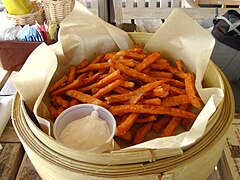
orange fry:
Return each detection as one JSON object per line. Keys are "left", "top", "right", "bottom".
{"left": 65, "top": 90, "right": 108, "bottom": 109}
{"left": 134, "top": 52, "right": 161, "bottom": 72}
{"left": 79, "top": 69, "right": 121, "bottom": 92}
{"left": 115, "top": 113, "right": 139, "bottom": 136}
{"left": 116, "top": 131, "right": 133, "bottom": 142}
{"left": 120, "top": 81, "right": 135, "bottom": 88}
{"left": 111, "top": 60, "right": 155, "bottom": 83}
{"left": 52, "top": 96, "right": 69, "bottom": 108}
{"left": 103, "top": 52, "right": 117, "bottom": 61}
{"left": 76, "top": 59, "right": 89, "bottom": 70}
{"left": 135, "top": 115, "right": 157, "bottom": 123}
{"left": 152, "top": 115, "right": 171, "bottom": 133}
{"left": 83, "top": 73, "right": 100, "bottom": 86}
{"left": 76, "top": 62, "right": 110, "bottom": 74}
{"left": 149, "top": 62, "right": 170, "bottom": 71}
{"left": 160, "top": 104, "right": 190, "bottom": 137}
{"left": 91, "top": 54, "right": 105, "bottom": 64}
{"left": 133, "top": 122, "right": 153, "bottom": 144}
{"left": 109, "top": 105, "right": 197, "bottom": 120}
{"left": 148, "top": 84, "right": 170, "bottom": 98}
{"left": 117, "top": 50, "right": 147, "bottom": 61}
{"left": 93, "top": 79, "right": 123, "bottom": 99}
{"left": 176, "top": 60, "right": 184, "bottom": 72}
{"left": 69, "top": 98, "right": 79, "bottom": 107}
{"left": 105, "top": 81, "right": 164, "bottom": 104}
{"left": 117, "top": 59, "right": 140, "bottom": 67}
{"left": 129, "top": 92, "right": 145, "bottom": 105}
{"left": 160, "top": 78, "right": 185, "bottom": 88}
{"left": 169, "top": 86, "right": 186, "bottom": 95}
{"left": 68, "top": 65, "right": 76, "bottom": 84}
{"left": 168, "top": 66, "right": 187, "bottom": 79}
{"left": 185, "top": 73, "right": 202, "bottom": 109}
{"left": 141, "top": 98, "right": 161, "bottom": 105}
{"left": 50, "top": 75, "right": 83, "bottom": 96}
{"left": 148, "top": 71, "right": 173, "bottom": 79}
{"left": 113, "top": 87, "right": 131, "bottom": 94}
{"left": 161, "top": 94, "right": 190, "bottom": 107}
{"left": 48, "top": 75, "right": 68, "bottom": 93}
{"left": 88, "top": 71, "right": 94, "bottom": 77}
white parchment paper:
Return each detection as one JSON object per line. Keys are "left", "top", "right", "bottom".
{"left": 10, "top": 2, "right": 224, "bottom": 154}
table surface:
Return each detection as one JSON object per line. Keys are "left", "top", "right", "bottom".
{"left": 0, "top": 67, "right": 234, "bottom": 180}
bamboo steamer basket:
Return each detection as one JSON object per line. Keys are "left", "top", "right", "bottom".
{"left": 11, "top": 33, "right": 234, "bottom": 179}
{"left": 17, "top": 33, "right": 225, "bottom": 165}
{"left": 12, "top": 68, "right": 234, "bottom": 179}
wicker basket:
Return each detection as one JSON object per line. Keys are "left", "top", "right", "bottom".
{"left": 4, "top": 1, "right": 45, "bottom": 26}
{"left": 42, "top": 0, "right": 75, "bottom": 24}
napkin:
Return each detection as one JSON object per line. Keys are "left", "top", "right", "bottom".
{"left": 0, "top": 77, "right": 16, "bottom": 149}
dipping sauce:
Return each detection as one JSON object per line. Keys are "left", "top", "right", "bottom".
{"left": 59, "top": 110, "right": 111, "bottom": 150}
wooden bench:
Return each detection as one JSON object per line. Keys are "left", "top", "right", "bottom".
{"left": 112, "top": 0, "right": 239, "bottom": 32}
{"left": 196, "top": 0, "right": 240, "bottom": 7}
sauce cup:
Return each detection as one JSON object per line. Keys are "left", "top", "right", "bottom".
{"left": 53, "top": 104, "right": 116, "bottom": 153}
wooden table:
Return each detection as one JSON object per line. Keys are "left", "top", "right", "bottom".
{"left": 0, "top": 67, "right": 233, "bottom": 180}
{"left": 0, "top": 68, "right": 41, "bottom": 179}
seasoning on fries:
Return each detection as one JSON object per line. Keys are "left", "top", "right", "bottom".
{"left": 47, "top": 44, "right": 203, "bottom": 146}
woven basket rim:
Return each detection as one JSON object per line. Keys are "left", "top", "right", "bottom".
{"left": 43, "top": 0, "right": 74, "bottom": 4}
{"left": 4, "top": 5, "right": 43, "bottom": 18}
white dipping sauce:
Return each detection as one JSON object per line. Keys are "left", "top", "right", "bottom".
{"left": 59, "top": 110, "right": 110, "bottom": 150}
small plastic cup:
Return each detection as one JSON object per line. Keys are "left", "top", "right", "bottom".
{"left": 53, "top": 104, "right": 116, "bottom": 153}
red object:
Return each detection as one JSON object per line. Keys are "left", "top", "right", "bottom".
{"left": 0, "top": 41, "right": 41, "bottom": 71}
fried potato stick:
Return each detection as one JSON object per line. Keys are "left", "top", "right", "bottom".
{"left": 185, "top": 73, "right": 202, "bottom": 109}
{"left": 160, "top": 104, "right": 190, "bottom": 137}
{"left": 133, "top": 122, "right": 153, "bottom": 144}
{"left": 109, "top": 105, "right": 197, "bottom": 120}
{"left": 169, "top": 86, "right": 186, "bottom": 95}
{"left": 115, "top": 113, "right": 139, "bottom": 136}
{"left": 148, "top": 71, "right": 173, "bottom": 79}
{"left": 161, "top": 94, "right": 190, "bottom": 107}
{"left": 105, "top": 80, "right": 164, "bottom": 104}
{"left": 76, "top": 62, "right": 110, "bottom": 74}
{"left": 76, "top": 59, "right": 89, "bottom": 70}
{"left": 117, "top": 50, "right": 147, "bottom": 61}
{"left": 113, "top": 86, "right": 131, "bottom": 94}
{"left": 117, "top": 59, "right": 140, "bottom": 68}
{"left": 83, "top": 73, "right": 100, "bottom": 86}
{"left": 135, "top": 115, "right": 157, "bottom": 123}
{"left": 69, "top": 98, "right": 79, "bottom": 107}
{"left": 50, "top": 75, "right": 83, "bottom": 96}
{"left": 65, "top": 90, "right": 108, "bottom": 109}
{"left": 48, "top": 75, "right": 68, "bottom": 93}
{"left": 79, "top": 69, "right": 121, "bottom": 92}
{"left": 134, "top": 52, "right": 161, "bottom": 72}
{"left": 120, "top": 81, "right": 135, "bottom": 88}
{"left": 93, "top": 79, "right": 123, "bottom": 99}
{"left": 141, "top": 98, "right": 161, "bottom": 105}
{"left": 152, "top": 115, "right": 171, "bottom": 133}
{"left": 168, "top": 66, "right": 187, "bottom": 79}
{"left": 176, "top": 60, "right": 184, "bottom": 72}
{"left": 68, "top": 65, "right": 76, "bottom": 84}
{"left": 111, "top": 60, "right": 155, "bottom": 83}
{"left": 129, "top": 92, "right": 145, "bottom": 105}
{"left": 52, "top": 96, "right": 69, "bottom": 108}
{"left": 91, "top": 54, "right": 105, "bottom": 64}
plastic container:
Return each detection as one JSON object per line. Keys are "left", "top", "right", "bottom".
{"left": 53, "top": 104, "right": 116, "bottom": 153}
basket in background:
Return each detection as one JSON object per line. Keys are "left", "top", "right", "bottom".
{"left": 42, "top": 0, "right": 75, "bottom": 24}
{"left": 3, "top": 1, "right": 45, "bottom": 26}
